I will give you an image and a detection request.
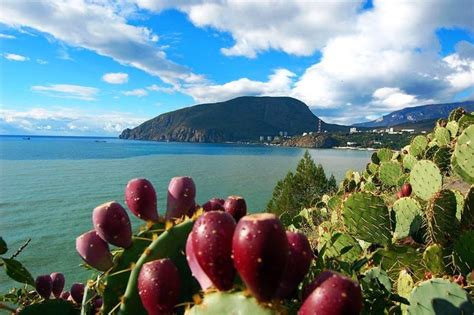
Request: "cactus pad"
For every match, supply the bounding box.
[379,161,403,187]
[452,125,474,184]
[318,231,363,264]
[434,127,451,146]
[426,190,458,245]
[461,186,473,229]
[372,245,424,281]
[402,154,417,171]
[396,269,414,314]
[446,121,459,138]
[393,197,423,240]
[433,147,451,173]
[185,292,278,315]
[409,136,428,157]
[407,278,474,314]
[453,230,474,275]
[410,160,442,201]
[424,144,439,160]
[422,244,445,275]
[448,107,466,122]
[377,148,393,163]
[342,192,391,245]
[453,190,464,222]
[458,112,474,131]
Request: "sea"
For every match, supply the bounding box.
[0,135,372,292]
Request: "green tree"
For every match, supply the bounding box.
[267,151,337,217]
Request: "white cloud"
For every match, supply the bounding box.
[0,107,146,135]
[3,53,28,61]
[147,84,175,93]
[0,33,15,39]
[0,0,201,85]
[372,87,424,109]
[36,59,48,64]
[31,84,99,101]
[182,68,295,103]
[102,72,129,84]
[122,88,148,97]
[136,0,362,58]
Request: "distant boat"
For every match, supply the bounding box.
[23,137,30,140]
[94,140,107,143]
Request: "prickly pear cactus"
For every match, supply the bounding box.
[452,230,474,275]
[434,127,451,146]
[396,269,414,314]
[422,244,445,275]
[185,292,279,315]
[451,125,474,184]
[342,192,391,245]
[392,197,423,240]
[377,148,393,163]
[446,121,459,138]
[461,186,474,229]
[402,154,417,171]
[425,190,458,245]
[406,278,474,314]
[433,147,451,173]
[379,161,403,187]
[409,135,428,157]
[410,160,442,201]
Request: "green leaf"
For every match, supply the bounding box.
[1,258,35,286]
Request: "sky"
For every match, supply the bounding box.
[0,0,473,136]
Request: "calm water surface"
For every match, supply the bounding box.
[0,136,371,291]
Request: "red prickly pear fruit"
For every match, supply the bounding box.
[453,275,466,286]
[60,291,70,300]
[50,272,65,298]
[70,283,84,304]
[202,198,225,212]
[92,201,132,248]
[302,270,337,302]
[35,275,52,299]
[165,176,196,220]
[275,231,313,299]
[232,213,289,302]
[138,258,180,315]
[185,232,213,290]
[400,183,412,197]
[299,270,363,315]
[224,196,247,222]
[424,271,433,280]
[76,230,113,271]
[396,191,403,199]
[186,200,198,218]
[125,178,158,222]
[191,211,236,291]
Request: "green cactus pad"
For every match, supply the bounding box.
[453,230,474,275]
[119,220,198,315]
[377,148,393,163]
[410,160,442,201]
[397,174,410,187]
[422,244,445,275]
[363,180,377,192]
[452,125,474,184]
[19,300,78,315]
[453,190,465,222]
[367,162,379,175]
[461,186,473,229]
[318,231,363,264]
[458,112,474,131]
[402,154,417,171]
[185,292,278,315]
[379,161,403,187]
[433,147,451,173]
[372,245,424,281]
[397,269,414,314]
[342,192,391,245]
[446,121,459,138]
[426,190,458,245]
[393,197,423,240]
[449,107,466,122]
[409,136,428,157]
[407,278,474,315]
[371,151,380,164]
[424,144,439,160]
[102,236,154,314]
[434,127,451,146]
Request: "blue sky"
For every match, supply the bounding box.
[0,0,473,136]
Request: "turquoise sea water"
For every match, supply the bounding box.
[0,135,371,291]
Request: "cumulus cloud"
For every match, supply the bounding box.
[102,72,129,84]
[122,88,148,97]
[31,84,99,101]
[0,0,200,85]
[147,84,175,94]
[3,53,28,61]
[36,58,48,64]
[182,68,295,103]
[0,107,146,135]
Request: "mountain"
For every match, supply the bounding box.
[354,100,474,128]
[120,96,348,142]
